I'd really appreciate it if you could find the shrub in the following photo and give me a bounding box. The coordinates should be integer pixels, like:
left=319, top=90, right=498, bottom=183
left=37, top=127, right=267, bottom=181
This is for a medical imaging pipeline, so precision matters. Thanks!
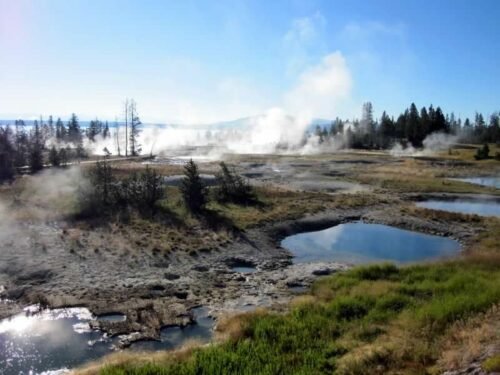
left=483, top=355, right=500, bottom=372
left=329, top=296, right=375, bottom=321
left=127, top=167, right=164, bottom=215
left=48, top=146, right=60, bottom=167
left=181, top=159, right=207, bottom=213
left=214, top=162, right=256, bottom=205
left=78, top=161, right=165, bottom=218
left=353, top=264, right=399, bottom=281
left=474, top=143, right=490, bottom=160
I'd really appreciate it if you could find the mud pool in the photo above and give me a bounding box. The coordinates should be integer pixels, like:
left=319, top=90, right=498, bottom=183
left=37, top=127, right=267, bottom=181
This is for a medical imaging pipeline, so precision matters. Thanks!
left=281, top=223, right=461, bottom=264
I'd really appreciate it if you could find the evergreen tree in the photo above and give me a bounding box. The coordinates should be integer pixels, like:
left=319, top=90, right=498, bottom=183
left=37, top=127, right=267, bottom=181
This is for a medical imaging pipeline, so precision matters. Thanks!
left=181, top=159, right=207, bottom=213
left=48, top=146, right=60, bottom=167
left=55, top=117, right=66, bottom=140
left=14, top=120, right=28, bottom=167
left=406, top=103, right=420, bottom=146
left=67, top=113, right=82, bottom=144
left=29, top=120, right=44, bottom=172
left=48, top=115, right=55, bottom=138
left=58, top=147, right=69, bottom=166
left=419, top=107, right=430, bottom=143
left=434, top=107, right=447, bottom=133
left=103, top=121, right=110, bottom=138
left=487, top=113, right=499, bottom=142
left=128, top=167, right=164, bottom=215
left=87, top=119, right=99, bottom=141
left=378, top=111, right=394, bottom=148
left=214, top=162, right=255, bottom=204
left=0, top=126, right=15, bottom=182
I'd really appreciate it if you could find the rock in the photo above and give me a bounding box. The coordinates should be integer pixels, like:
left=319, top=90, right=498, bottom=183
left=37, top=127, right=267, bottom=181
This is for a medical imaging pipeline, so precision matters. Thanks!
left=312, top=267, right=336, bottom=276
left=174, top=291, right=188, bottom=299
left=192, top=265, right=209, bottom=272
left=164, top=273, right=180, bottom=280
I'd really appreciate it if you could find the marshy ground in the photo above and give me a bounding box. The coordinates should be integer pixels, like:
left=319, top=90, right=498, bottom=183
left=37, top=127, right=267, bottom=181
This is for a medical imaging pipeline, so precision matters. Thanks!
left=0, top=144, right=499, bottom=374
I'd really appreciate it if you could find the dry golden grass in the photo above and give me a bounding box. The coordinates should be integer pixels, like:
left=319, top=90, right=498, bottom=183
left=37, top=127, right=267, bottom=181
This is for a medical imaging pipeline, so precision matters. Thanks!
left=214, top=308, right=269, bottom=342
left=75, top=342, right=202, bottom=375
left=437, top=305, right=500, bottom=372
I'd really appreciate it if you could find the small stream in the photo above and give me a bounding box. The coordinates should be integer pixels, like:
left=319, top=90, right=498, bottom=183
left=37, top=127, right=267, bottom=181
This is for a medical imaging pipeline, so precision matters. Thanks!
left=281, top=222, right=460, bottom=264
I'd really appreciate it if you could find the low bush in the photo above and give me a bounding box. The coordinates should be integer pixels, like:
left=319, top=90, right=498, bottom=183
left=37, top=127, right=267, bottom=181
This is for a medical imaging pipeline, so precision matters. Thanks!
left=78, top=161, right=164, bottom=218
left=214, top=162, right=256, bottom=205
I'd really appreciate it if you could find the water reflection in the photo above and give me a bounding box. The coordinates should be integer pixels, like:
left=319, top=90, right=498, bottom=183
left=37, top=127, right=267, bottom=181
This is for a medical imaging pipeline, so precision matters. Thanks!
left=417, top=200, right=500, bottom=217
left=0, top=306, right=115, bottom=375
left=281, top=223, right=460, bottom=264
left=0, top=306, right=213, bottom=374
left=232, top=266, right=256, bottom=273
left=452, top=177, right=500, bottom=189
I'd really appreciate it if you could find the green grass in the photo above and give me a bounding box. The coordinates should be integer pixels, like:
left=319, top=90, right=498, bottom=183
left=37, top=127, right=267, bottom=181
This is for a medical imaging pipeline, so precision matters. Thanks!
left=97, top=259, right=500, bottom=375
left=483, top=354, right=500, bottom=372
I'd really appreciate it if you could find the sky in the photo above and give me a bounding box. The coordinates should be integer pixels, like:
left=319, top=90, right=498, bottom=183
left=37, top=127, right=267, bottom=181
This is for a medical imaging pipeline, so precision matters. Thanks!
left=0, top=0, right=499, bottom=124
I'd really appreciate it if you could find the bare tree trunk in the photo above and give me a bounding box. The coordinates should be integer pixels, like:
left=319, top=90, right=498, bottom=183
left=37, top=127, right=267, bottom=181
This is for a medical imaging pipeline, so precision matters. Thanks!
left=114, top=118, right=121, bottom=156
left=124, top=98, right=129, bottom=157
left=129, top=100, right=135, bottom=156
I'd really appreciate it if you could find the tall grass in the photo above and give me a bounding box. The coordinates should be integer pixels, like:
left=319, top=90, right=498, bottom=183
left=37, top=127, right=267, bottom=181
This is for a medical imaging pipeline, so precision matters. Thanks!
left=96, top=258, right=500, bottom=375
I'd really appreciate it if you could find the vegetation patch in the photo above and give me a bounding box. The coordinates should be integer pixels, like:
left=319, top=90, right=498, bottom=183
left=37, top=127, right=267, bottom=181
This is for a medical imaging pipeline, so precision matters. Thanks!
left=483, top=354, right=500, bottom=372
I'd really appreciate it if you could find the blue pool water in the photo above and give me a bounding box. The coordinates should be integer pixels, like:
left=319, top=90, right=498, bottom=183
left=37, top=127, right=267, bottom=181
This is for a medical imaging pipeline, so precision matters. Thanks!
left=281, top=223, right=460, bottom=264
left=416, top=200, right=500, bottom=217
left=452, top=177, right=500, bottom=189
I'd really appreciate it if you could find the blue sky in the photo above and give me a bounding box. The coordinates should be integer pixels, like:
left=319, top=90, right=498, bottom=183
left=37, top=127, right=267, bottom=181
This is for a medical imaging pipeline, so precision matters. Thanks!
left=0, top=0, right=499, bottom=123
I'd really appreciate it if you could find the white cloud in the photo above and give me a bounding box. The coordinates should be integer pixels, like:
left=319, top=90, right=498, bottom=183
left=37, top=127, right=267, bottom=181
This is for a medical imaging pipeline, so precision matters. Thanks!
left=284, top=12, right=326, bottom=46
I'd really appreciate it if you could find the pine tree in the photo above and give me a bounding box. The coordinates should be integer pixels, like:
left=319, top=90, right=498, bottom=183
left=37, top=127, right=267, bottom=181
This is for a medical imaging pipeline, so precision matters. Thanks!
left=67, top=113, right=82, bottom=144
left=87, top=119, right=99, bottom=141
left=181, top=159, right=207, bottom=213
left=48, top=146, right=60, bottom=167
left=58, top=147, right=69, bottom=166
left=0, top=126, right=15, bottom=182
left=29, top=120, right=44, bottom=172
left=14, top=120, right=28, bottom=167
left=103, top=121, right=110, bottom=138
left=48, top=115, right=55, bottom=138
left=379, top=111, right=395, bottom=148
left=55, top=117, right=66, bottom=140
left=406, top=103, right=420, bottom=146
left=215, top=162, right=255, bottom=204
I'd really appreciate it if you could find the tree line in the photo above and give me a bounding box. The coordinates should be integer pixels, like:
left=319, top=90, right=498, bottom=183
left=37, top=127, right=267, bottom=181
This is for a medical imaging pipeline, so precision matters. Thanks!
left=0, top=99, right=142, bottom=182
left=312, top=102, right=500, bottom=150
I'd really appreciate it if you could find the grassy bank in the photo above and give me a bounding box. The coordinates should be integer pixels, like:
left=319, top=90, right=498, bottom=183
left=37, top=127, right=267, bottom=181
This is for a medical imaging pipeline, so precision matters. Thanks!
left=79, top=218, right=500, bottom=375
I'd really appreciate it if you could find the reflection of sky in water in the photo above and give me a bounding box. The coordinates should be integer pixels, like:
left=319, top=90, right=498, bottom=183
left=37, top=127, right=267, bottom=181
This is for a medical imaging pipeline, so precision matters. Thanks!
left=0, top=306, right=214, bottom=374
left=417, top=200, right=500, bottom=217
left=282, top=223, right=460, bottom=264
left=451, top=177, right=500, bottom=189
left=0, top=307, right=116, bottom=375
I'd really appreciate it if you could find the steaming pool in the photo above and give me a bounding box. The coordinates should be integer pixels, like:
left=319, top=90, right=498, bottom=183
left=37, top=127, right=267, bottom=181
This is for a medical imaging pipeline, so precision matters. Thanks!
left=281, top=223, right=460, bottom=264
left=0, top=305, right=213, bottom=375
